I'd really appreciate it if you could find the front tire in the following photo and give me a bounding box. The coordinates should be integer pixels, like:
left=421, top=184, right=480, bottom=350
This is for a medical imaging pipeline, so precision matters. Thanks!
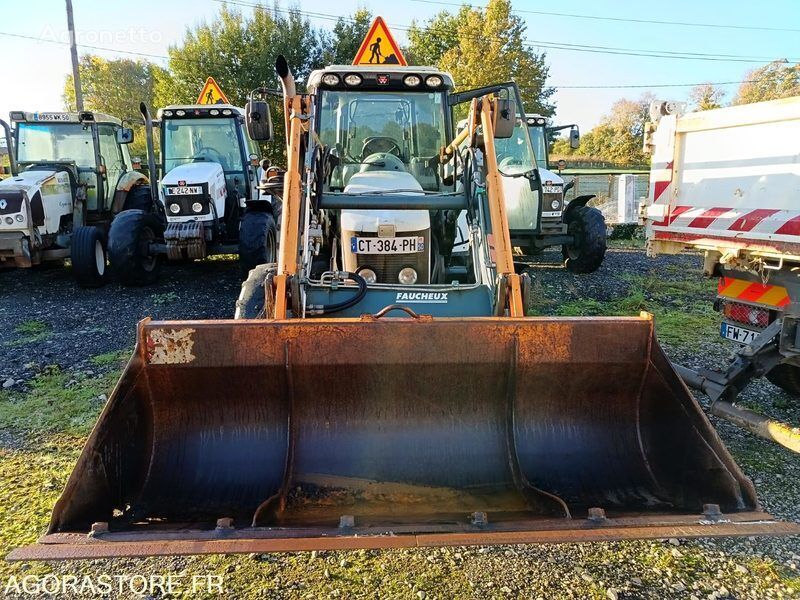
left=238, top=210, right=277, bottom=277
left=122, top=185, right=153, bottom=212
left=108, top=210, right=163, bottom=286
left=562, top=206, right=606, bottom=274
left=766, top=363, right=800, bottom=397
left=71, top=226, right=107, bottom=288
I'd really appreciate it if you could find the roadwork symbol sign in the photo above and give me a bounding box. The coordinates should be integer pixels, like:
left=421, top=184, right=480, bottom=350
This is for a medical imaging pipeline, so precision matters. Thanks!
left=197, top=77, right=230, bottom=105
left=353, top=16, right=407, bottom=66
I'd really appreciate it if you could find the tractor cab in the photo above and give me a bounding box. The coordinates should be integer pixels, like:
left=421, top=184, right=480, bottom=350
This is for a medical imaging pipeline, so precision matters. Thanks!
left=307, top=65, right=539, bottom=293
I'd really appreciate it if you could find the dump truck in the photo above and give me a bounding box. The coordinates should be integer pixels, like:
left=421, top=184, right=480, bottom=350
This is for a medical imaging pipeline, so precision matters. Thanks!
left=107, top=103, right=282, bottom=285
left=521, top=114, right=606, bottom=273
left=0, top=111, right=151, bottom=286
left=11, top=59, right=798, bottom=562
left=642, top=97, right=800, bottom=452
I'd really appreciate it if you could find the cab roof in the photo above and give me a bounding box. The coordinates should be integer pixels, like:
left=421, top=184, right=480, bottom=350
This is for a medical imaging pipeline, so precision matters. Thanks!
left=158, top=105, right=245, bottom=119
left=307, top=65, right=455, bottom=93
left=10, top=111, right=122, bottom=125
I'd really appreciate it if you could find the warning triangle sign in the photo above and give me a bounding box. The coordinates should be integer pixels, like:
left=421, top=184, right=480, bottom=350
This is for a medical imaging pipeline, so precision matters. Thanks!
left=353, top=17, right=407, bottom=66
left=197, top=77, right=230, bottom=105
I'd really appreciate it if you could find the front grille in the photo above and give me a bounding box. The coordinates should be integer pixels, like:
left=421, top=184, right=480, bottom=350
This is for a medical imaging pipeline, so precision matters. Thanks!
left=542, top=192, right=563, bottom=213
left=163, top=184, right=211, bottom=217
left=347, top=229, right=430, bottom=284
left=0, top=191, right=24, bottom=215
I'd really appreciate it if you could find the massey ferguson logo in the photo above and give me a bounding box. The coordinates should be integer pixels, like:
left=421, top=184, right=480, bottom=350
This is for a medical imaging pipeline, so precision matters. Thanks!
left=396, top=292, right=448, bottom=304
left=0, top=199, right=6, bottom=210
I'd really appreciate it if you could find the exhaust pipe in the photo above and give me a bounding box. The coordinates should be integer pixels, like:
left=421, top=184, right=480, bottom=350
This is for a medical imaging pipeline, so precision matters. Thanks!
left=0, top=118, right=18, bottom=176
left=674, top=363, right=800, bottom=453
left=275, top=55, right=296, bottom=147
left=139, top=103, right=161, bottom=211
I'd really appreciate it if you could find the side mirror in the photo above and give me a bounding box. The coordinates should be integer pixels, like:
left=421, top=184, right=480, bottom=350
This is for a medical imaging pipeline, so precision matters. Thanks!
left=493, top=98, right=516, bottom=139
left=246, top=100, right=273, bottom=141
left=569, top=127, right=580, bottom=150
left=116, top=127, right=134, bottom=144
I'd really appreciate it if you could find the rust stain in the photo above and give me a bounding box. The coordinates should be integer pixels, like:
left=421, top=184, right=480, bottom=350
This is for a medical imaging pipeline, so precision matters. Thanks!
left=146, top=328, right=197, bottom=364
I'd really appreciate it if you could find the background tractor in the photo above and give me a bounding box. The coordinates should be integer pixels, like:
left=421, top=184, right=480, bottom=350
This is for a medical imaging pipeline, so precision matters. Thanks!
left=108, top=103, right=282, bottom=285
left=0, top=111, right=150, bottom=286
left=13, top=57, right=796, bottom=562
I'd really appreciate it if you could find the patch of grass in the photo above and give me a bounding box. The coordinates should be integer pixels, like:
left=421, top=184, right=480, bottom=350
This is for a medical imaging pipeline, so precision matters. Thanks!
left=607, top=237, right=646, bottom=250
left=0, top=366, right=118, bottom=437
left=6, top=320, right=51, bottom=346
left=151, top=291, right=179, bottom=306
left=90, top=349, right=129, bottom=367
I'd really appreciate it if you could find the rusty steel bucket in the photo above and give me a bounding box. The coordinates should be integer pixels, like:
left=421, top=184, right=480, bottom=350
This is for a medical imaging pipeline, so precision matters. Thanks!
left=11, top=315, right=799, bottom=560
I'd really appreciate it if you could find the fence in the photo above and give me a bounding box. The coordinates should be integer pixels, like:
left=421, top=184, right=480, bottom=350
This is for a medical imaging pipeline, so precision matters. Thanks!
left=562, top=173, right=650, bottom=224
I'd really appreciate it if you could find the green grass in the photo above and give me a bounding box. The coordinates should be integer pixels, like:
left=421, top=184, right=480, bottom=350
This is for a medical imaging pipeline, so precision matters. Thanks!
left=151, top=291, right=179, bottom=306
left=0, top=366, right=117, bottom=437
left=90, top=349, right=130, bottom=367
left=550, top=272, right=721, bottom=349
left=5, top=320, right=51, bottom=346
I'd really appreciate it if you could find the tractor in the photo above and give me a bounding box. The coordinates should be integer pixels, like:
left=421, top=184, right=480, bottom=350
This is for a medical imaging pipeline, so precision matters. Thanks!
left=12, top=58, right=797, bottom=561
left=107, top=103, right=282, bottom=285
left=0, top=111, right=150, bottom=286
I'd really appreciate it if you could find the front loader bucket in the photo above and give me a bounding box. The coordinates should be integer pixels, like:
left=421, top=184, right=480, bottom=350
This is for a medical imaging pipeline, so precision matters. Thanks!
left=12, top=316, right=798, bottom=560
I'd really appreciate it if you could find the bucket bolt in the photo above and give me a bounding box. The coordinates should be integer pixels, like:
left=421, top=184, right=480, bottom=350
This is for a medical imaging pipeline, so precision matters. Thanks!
left=587, top=507, right=607, bottom=523
left=470, top=512, right=488, bottom=527
left=216, top=517, right=235, bottom=530
left=702, top=504, right=723, bottom=522
left=88, top=522, right=109, bottom=538
left=339, top=515, right=355, bottom=529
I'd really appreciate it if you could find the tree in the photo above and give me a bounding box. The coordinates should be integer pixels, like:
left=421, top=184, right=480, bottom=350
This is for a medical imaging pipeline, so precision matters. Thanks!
left=407, top=0, right=555, bottom=117
left=156, top=5, right=325, bottom=161
left=689, top=83, right=725, bottom=111
left=406, top=10, right=462, bottom=67
left=552, top=94, right=653, bottom=166
left=63, top=56, right=164, bottom=158
left=321, top=9, right=373, bottom=65
left=733, top=60, right=800, bottom=105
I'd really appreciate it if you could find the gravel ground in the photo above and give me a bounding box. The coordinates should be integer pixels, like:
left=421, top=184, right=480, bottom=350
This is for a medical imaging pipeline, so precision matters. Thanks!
left=1, top=249, right=798, bottom=599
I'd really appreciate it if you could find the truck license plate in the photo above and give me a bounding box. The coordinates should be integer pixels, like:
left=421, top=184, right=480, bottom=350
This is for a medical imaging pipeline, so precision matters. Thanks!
left=720, top=322, right=759, bottom=344
left=167, top=186, right=201, bottom=196
left=351, top=236, right=425, bottom=254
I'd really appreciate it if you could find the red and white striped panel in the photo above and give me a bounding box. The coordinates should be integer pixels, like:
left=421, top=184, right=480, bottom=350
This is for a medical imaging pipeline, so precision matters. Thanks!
left=653, top=206, right=800, bottom=237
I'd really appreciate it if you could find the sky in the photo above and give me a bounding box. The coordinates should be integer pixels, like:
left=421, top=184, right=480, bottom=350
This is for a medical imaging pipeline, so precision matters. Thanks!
left=0, top=0, right=799, bottom=132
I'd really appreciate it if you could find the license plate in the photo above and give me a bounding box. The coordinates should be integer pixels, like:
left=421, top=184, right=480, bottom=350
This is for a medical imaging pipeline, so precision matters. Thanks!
left=33, top=112, right=71, bottom=122
left=351, top=236, right=425, bottom=254
left=542, top=185, right=562, bottom=194
left=167, top=186, right=201, bottom=196
left=720, top=322, right=759, bottom=344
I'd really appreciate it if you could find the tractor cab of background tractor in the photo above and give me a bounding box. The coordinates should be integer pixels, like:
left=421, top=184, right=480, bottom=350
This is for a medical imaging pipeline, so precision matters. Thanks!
left=0, top=110, right=152, bottom=287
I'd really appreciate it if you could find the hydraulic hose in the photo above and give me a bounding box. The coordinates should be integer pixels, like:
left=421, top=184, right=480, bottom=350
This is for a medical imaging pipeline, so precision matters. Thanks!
left=307, top=271, right=367, bottom=315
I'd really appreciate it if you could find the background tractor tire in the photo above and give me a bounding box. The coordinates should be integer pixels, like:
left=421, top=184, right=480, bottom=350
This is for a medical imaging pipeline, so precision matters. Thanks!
left=562, top=206, right=607, bottom=274
left=235, top=262, right=276, bottom=319
left=766, top=363, right=800, bottom=397
left=239, top=210, right=277, bottom=277
left=109, top=210, right=163, bottom=286
left=71, top=225, right=107, bottom=288
left=122, top=185, right=153, bottom=212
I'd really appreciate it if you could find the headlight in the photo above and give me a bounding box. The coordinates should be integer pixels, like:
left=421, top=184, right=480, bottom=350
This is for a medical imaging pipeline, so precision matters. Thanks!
left=175, top=110, right=186, bottom=116
left=322, top=74, right=340, bottom=86
left=398, top=267, right=418, bottom=285
left=357, top=267, right=377, bottom=284
left=4, top=216, right=13, bottom=225
left=551, top=199, right=560, bottom=210
left=222, top=109, right=232, bottom=116
left=344, top=74, right=362, bottom=86
left=209, top=109, right=219, bottom=116
left=169, top=203, right=180, bottom=214
left=162, top=110, right=173, bottom=117
left=15, top=214, right=24, bottom=222
left=425, top=75, right=443, bottom=88
left=192, top=202, right=203, bottom=213
left=404, top=75, right=421, bottom=87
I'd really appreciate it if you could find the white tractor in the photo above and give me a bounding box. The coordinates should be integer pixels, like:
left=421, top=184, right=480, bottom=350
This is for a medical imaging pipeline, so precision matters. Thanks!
left=108, top=103, right=282, bottom=284
left=0, top=111, right=151, bottom=286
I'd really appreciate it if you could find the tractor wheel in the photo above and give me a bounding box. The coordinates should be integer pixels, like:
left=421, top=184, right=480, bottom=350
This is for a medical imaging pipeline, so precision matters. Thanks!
left=238, top=210, right=277, bottom=277
left=122, top=185, right=153, bottom=212
left=562, top=206, right=607, bottom=274
left=109, top=209, right=163, bottom=286
left=235, top=262, right=276, bottom=319
left=766, top=364, right=800, bottom=397
left=71, top=226, right=107, bottom=288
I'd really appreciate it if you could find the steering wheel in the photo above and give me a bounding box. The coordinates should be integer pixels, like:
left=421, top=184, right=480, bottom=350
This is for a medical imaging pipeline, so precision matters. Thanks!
left=193, top=147, right=226, bottom=165
left=361, top=137, right=402, bottom=161
left=360, top=152, right=406, bottom=172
